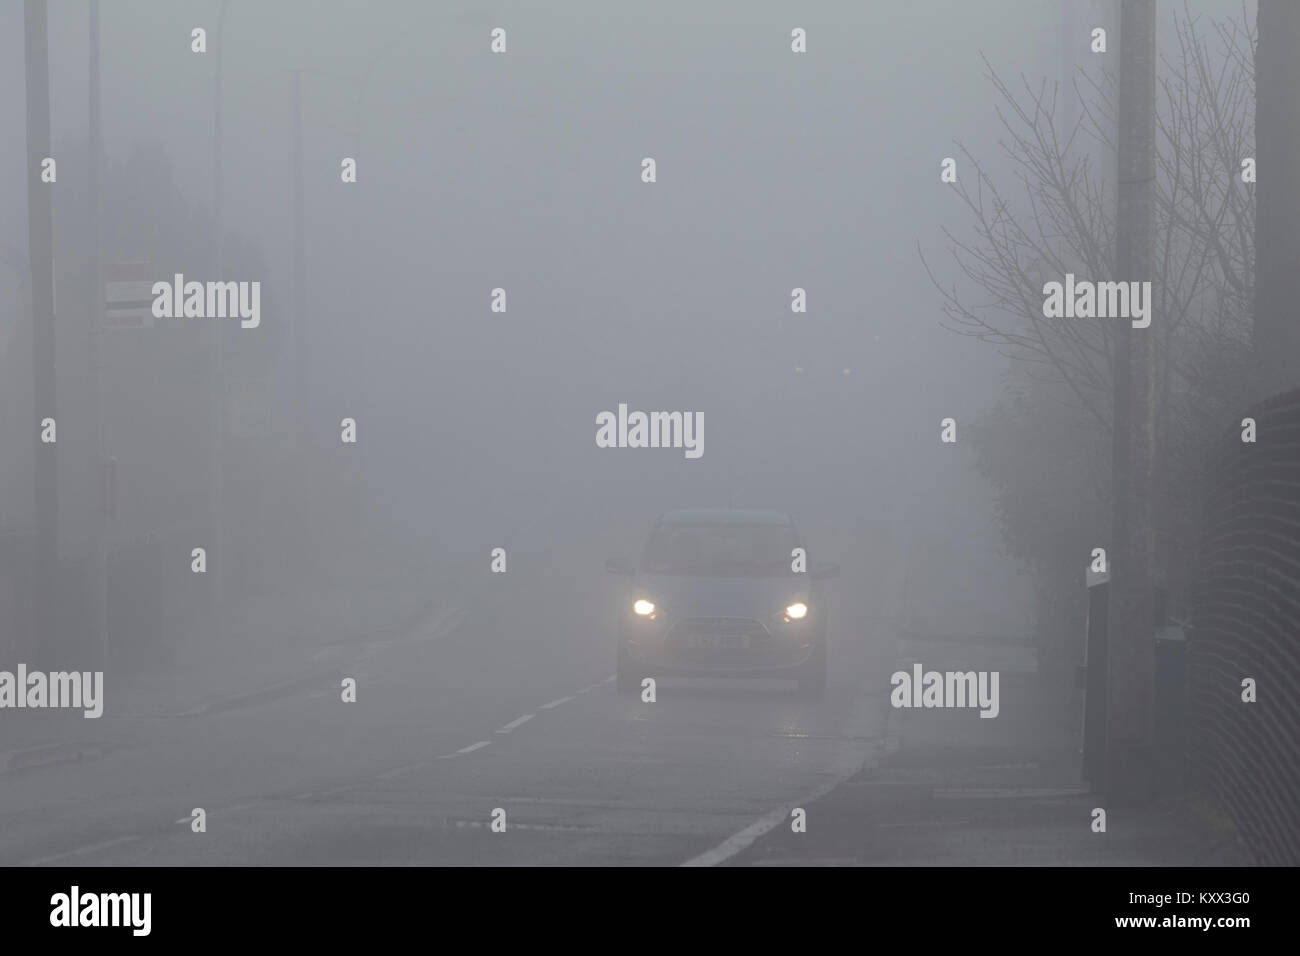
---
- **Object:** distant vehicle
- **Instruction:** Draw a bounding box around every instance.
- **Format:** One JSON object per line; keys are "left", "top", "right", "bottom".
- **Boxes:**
{"left": 605, "top": 509, "right": 838, "bottom": 697}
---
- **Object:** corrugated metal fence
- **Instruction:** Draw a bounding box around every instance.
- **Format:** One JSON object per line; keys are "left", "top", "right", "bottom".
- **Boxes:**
{"left": 1190, "top": 386, "right": 1300, "bottom": 865}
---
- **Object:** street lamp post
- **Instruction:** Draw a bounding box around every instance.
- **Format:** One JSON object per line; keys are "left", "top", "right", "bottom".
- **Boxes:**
{"left": 208, "top": 0, "right": 231, "bottom": 640}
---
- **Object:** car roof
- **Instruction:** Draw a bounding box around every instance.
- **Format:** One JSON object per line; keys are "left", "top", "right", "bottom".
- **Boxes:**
{"left": 657, "top": 508, "right": 793, "bottom": 526}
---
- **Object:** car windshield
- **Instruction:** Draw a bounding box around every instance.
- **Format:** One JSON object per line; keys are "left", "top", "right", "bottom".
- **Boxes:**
{"left": 641, "top": 521, "right": 797, "bottom": 574}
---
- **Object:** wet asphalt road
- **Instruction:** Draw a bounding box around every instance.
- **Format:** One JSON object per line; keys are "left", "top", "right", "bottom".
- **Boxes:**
{"left": 1, "top": 540, "right": 897, "bottom": 867}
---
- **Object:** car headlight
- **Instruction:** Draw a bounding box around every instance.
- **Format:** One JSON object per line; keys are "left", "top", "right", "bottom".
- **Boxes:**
{"left": 633, "top": 599, "right": 656, "bottom": 617}
{"left": 784, "top": 602, "right": 808, "bottom": 621}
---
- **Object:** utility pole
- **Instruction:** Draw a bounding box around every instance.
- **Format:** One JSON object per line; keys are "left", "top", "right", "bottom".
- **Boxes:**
{"left": 87, "top": 0, "right": 108, "bottom": 672}
{"left": 351, "top": 117, "right": 367, "bottom": 490}
{"left": 25, "top": 0, "right": 57, "bottom": 668}
{"left": 1059, "top": 2, "right": 1080, "bottom": 143}
{"left": 1063, "top": 0, "right": 1119, "bottom": 689}
{"left": 352, "top": 52, "right": 390, "bottom": 490}
{"left": 1106, "top": 0, "right": 1156, "bottom": 804}
{"left": 209, "top": 0, "right": 230, "bottom": 640}
{"left": 291, "top": 69, "right": 312, "bottom": 557}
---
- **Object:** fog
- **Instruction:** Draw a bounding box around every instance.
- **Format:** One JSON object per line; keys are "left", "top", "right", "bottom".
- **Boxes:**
{"left": 0, "top": 0, "right": 1262, "bottom": 870}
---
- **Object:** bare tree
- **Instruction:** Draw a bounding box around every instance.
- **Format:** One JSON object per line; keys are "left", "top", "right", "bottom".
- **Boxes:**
{"left": 920, "top": 3, "right": 1255, "bottom": 441}
{"left": 921, "top": 3, "right": 1257, "bottom": 669}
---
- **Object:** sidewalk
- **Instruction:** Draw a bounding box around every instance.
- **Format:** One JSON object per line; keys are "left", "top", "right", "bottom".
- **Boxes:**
{"left": 0, "top": 523, "right": 471, "bottom": 770}
{"left": 730, "top": 640, "right": 1251, "bottom": 866}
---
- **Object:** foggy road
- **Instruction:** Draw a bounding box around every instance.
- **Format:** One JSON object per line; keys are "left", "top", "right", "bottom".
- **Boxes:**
{"left": 0, "top": 539, "right": 895, "bottom": 867}
{"left": 4, "top": 0, "right": 1285, "bottom": 893}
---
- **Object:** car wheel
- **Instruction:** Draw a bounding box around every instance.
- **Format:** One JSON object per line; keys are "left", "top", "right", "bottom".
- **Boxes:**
{"left": 616, "top": 641, "right": 639, "bottom": 695}
{"left": 797, "top": 642, "right": 827, "bottom": 698}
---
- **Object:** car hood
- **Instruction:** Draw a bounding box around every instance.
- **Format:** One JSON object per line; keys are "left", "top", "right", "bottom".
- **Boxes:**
{"left": 634, "top": 572, "right": 808, "bottom": 620}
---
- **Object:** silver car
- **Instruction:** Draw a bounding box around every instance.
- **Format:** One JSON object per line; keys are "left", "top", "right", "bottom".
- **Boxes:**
{"left": 606, "top": 509, "right": 838, "bottom": 696}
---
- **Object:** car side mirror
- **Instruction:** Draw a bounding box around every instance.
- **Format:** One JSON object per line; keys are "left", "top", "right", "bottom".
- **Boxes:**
{"left": 605, "top": 557, "right": 635, "bottom": 575}
{"left": 811, "top": 562, "right": 840, "bottom": 581}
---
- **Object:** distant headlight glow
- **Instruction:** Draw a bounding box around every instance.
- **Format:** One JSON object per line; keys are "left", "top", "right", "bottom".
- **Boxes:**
{"left": 633, "top": 599, "right": 656, "bottom": 617}
{"left": 784, "top": 602, "right": 808, "bottom": 621}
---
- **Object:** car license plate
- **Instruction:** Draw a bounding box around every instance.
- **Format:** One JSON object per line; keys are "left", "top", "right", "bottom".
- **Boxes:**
{"left": 687, "top": 632, "right": 750, "bottom": 650}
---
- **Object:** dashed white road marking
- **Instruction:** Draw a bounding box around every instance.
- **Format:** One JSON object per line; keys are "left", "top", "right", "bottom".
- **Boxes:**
{"left": 26, "top": 835, "right": 139, "bottom": 866}
{"left": 496, "top": 714, "right": 535, "bottom": 734}
{"left": 604, "top": 675, "right": 615, "bottom": 682}
{"left": 539, "top": 696, "right": 572, "bottom": 710}
{"left": 377, "top": 762, "right": 424, "bottom": 780}
{"left": 356, "top": 641, "right": 392, "bottom": 661}
{"left": 439, "top": 740, "right": 491, "bottom": 758}
{"left": 577, "top": 683, "right": 602, "bottom": 694}
{"left": 171, "top": 800, "right": 260, "bottom": 826}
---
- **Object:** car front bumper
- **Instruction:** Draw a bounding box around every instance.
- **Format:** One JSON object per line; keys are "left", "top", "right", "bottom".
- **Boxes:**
{"left": 623, "top": 616, "right": 819, "bottom": 677}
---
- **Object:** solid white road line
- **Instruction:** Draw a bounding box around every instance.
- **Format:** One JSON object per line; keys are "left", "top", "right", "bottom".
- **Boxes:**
{"left": 680, "top": 686, "right": 887, "bottom": 868}
{"left": 679, "top": 774, "right": 850, "bottom": 868}
{"left": 496, "top": 714, "right": 535, "bottom": 734}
